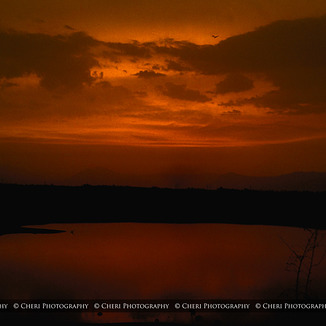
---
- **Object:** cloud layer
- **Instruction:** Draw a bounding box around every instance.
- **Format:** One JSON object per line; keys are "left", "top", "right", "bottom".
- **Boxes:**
{"left": 169, "top": 15, "right": 326, "bottom": 113}
{"left": 0, "top": 31, "right": 99, "bottom": 90}
{"left": 1, "top": 14, "right": 326, "bottom": 149}
{"left": 2, "top": 14, "right": 326, "bottom": 113}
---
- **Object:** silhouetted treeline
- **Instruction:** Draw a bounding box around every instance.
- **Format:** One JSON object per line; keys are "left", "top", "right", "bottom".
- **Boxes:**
{"left": 1, "top": 183, "right": 325, "bottom": 235}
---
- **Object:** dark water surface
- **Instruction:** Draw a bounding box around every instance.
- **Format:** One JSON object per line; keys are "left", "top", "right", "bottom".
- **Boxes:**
{"left": 0, "top": 223, "right": 325, "bottom": 324}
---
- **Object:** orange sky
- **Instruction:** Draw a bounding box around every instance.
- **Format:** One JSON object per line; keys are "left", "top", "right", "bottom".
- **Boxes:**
{"left": 1, "top": 0, "right": 326, "bottom": 183}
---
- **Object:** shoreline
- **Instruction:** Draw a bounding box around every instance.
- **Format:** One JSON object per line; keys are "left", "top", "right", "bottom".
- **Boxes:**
{"left": 1, "top": 183, "right": 325, "bottom": 235}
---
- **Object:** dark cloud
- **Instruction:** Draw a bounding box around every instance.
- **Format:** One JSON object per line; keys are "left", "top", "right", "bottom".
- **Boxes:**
{"left": 125, "top": 16, "right": 326, "bottom": 114}
{"left": 164, "top": 60, "right": 192, "bottom": 72}
{"left": 104, "top": 41, "right": 152, "bottom": 60}
{"left": 160, "top": 82, "right": 211, "bottom": 102}
{"left": 0, "top": 30, "right": 100, "bottom": 90}
{"left": 151, "top": 38, "right": 202, "bottom": 58}
{"left": 64, "top": 25, "right": 76, "bottom": 31}
{"left": 242, "top": 67, "right": 326, "bottom": 113}
{"left": 2, "top": 14, "right": 326, "bottom": 114}
{"left": 165, "top": 15, "right": 326, "bottom": 113}
{"left": 175, "top": 15, "right": 326, "bottom": 75}
{"left": 134, "top": 70, "right": 166, "bottom": 78}
{"left": 215, "top": 73, "right": 254, "bottom": 94}
{"left": 221, "top": 109, "right": 242, "bottom": 116}
{"left": 151, "top": 64, "right": 162, "bottom": 70}
{"left": 220, "top": 86, "right": 326, "bottom": 114}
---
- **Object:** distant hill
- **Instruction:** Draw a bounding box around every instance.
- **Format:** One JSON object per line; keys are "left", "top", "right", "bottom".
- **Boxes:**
{"left": 208, "top": 172, "right": 326, "bottom": 191}
{"left": 2, "top": 164, "right": 326, "bottom": 191}
{"left": 63, "top": 167, "right": 128, "bottom": 186}
{"left": 62, "top": 169, "right": 326, "bottom": 191}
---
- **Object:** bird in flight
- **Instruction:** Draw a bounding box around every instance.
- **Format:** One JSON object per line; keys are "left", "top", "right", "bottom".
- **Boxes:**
{"left": 212, "top": 34, "right": 219, "bottom": 38}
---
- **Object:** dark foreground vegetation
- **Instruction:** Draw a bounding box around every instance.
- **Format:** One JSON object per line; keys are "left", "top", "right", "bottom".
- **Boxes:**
{"left": 1, "top": 183, "right": 325, "bottom": 235}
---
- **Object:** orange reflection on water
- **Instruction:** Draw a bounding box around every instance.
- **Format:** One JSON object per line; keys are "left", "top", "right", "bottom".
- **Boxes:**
{"left": 0, "top": 223, "right": 325, "bottom": 302}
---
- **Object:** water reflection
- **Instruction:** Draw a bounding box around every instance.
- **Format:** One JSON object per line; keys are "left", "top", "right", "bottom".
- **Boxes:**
{"left": 0, "top": 223, "right": 325, "bottom": 302}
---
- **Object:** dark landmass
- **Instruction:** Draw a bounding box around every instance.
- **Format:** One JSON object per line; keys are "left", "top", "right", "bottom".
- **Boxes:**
{"left": 0, "top": 225, "right": 65, "bottom": 236}
{"left": 1, "top": 183, "right": 325, "bottom": 235}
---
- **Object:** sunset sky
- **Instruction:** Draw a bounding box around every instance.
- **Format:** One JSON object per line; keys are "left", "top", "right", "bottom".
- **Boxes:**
{"left": 1, "top": 0, "right": 326, "bottom": 183}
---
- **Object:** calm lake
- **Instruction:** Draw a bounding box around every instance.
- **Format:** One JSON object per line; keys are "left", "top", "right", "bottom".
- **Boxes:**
{"left": 0, "top": 223, "right": 325, "bottom": 323}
